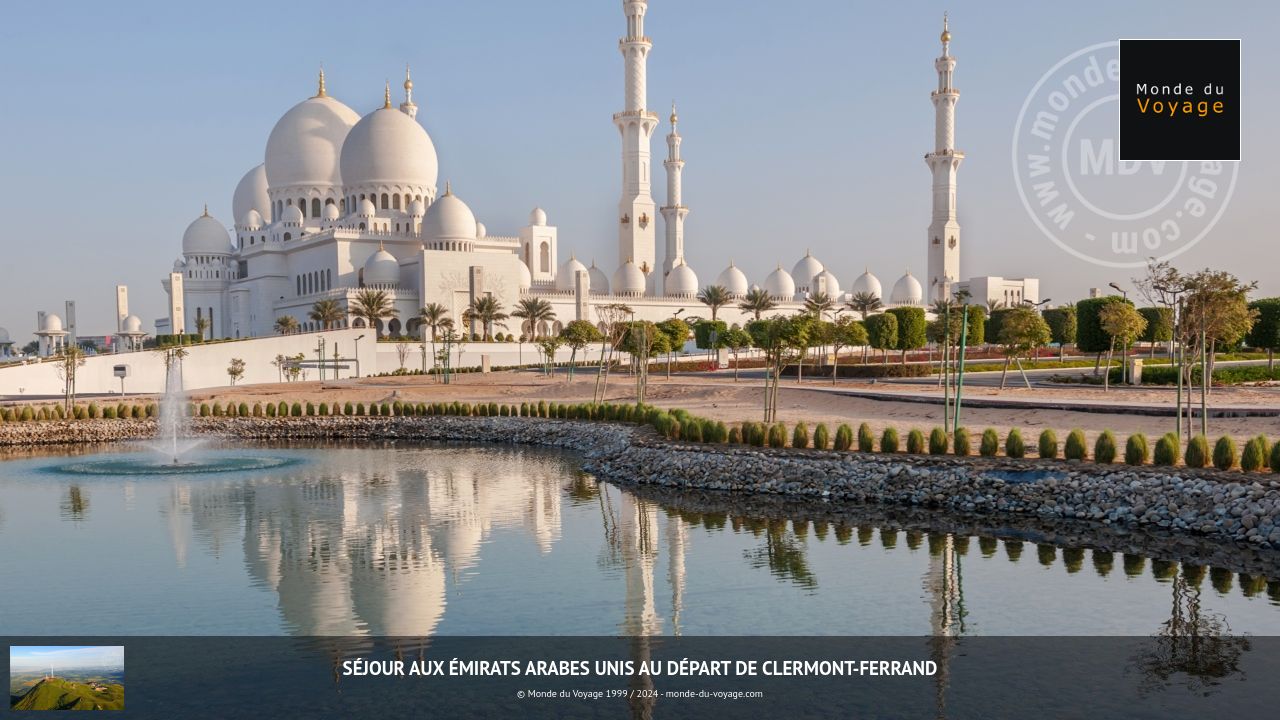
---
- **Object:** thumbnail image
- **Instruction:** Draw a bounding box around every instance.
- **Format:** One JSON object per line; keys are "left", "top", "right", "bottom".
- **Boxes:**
{"left": 9, "top": 647, "right": 124, "bottom": 711}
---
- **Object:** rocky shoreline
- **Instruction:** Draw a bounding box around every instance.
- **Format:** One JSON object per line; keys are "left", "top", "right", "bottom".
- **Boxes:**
{"left": 4, "top": 416, "right": 1279, "bottom": 555}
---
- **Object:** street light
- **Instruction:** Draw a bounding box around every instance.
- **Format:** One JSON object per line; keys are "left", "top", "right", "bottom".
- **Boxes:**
{"left": 1108, "top": 282, "right": 1128, "bottom": 300}
{"left": 1022, "top": 298, "right": 1051, "bottom": 309}
{"left": 354, "top": 334, "right": 366, "bottom": 378}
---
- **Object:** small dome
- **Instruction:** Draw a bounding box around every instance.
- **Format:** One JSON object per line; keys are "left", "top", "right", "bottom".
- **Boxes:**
{"left": 172, "top": 257, "right": 187, "bottom": 270}
{"left": 890, "top": 270, "right": 923, "bottom": 305}
{"left": 339, "top": 105, "right": 438, "bottom": 194}
{"left": 763, "top": 265, "right": 796, "bottom": 300}
{"left": 0, "top": 327, "right": 9, "bottom": 343}
{"left": 814, "top": 269, "right": 841, "bottom": 297}
{"left": 281, "top": 204, "right": 304, "bottom": 225}
{"left": 182, "top": 211, "right": 232, "bottom": 255}
{"left": 322, "top": 202, "right": 340, "bottom": 221}
{"left": 240, "top": 209, "right": 263, "bottom": 229}
{"left": 791, "top": 250, "right": 825, "bottom": 291}
{"left": 557, "top": 256, "right": 588, "bottom": 292}
{"left": 408, "top": 199, "right": 426, "bottom": 217}
{"left": 233, "top": 164, "right": 271, "bottom": 225}
{"left": 588, "top": 262, "right": 610, "bottom": 295}
{"left": 123, "top": 315, "right": 143, "bottom": 333}
{"left": 40, "top": 314, "right": 64, "bottom": 333}
{"left": 715, "top": 262, "right": 749, "bottom": 297}
{"left": 363, "top": 246, "right": 400, "bottom": 286}
{"left": 612, "top": 260, "right": 646, "bottom": 296}
{"left": 264, "top": 94, "right": 360, "bottom": 190}
{"left": 357, "top": 197, "right": 377, "bottom": 217}
{"left": 422, "top": 190, "right": 477, "bottom": 243}
{"left": 530, "top": 207, "right": 547, "bottom": 226}
{"left": 850, "top": 268, "right": 882, "bottom": 299}
{"left": 475, "top": 221, "right": 487, "bottom": 238}
{"left": 516, "top": 258, "right": 533, "bottom": 289}
{"left": 665, "top": 262, "right": 699, "bottom": 298}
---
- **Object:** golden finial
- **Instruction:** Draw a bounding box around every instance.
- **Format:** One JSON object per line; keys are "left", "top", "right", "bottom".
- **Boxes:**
{"left": 670, "top": 100, "right": 678, "bottom": 125}
{"left": 202, "top": 203, "right": 209, "bottom": 217}
{"left": 316, "top": 65, "right": 327, "bottom": 98}
{"left": 383, "top": 81, "right": 391, "bottom": 109}
{"left": 404, "top": 64, "right": 413, "bottom": 92}
{"left": 941, "top": 12, "right": 951, "bottom": 44}
{"left": 444, "top": 180, "right": 452, "bottom": 196}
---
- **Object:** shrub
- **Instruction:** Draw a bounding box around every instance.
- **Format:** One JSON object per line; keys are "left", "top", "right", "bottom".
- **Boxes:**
{"left": 380, "top": 403, "right": 390, "bottom": 416}
{"left": 1005, "top": 429, "right": 1026, "bottom": 458}
{"left": 278, "top": 401, "right": 289, "bottom": 417}
{"left": 1241, "top": 436, "right": 1266, "bottom": 472}
{"left": 749, "top": 422, "right": 766, "bottom": 447}
{"left": 768, "top": 423, "right": 788, "bottom": 449}
{"left": 266, "top": 402, "right": 277, "bottom": 417}
{"left": 880, "top": 427, "right": 899, "bottom": 453}
{"left": 213, "top": 402, "right": 226, "bottom": 417}
{"left": 1185, "top": 435, "right": 1209, "bottom": 468}
{"left": 200, "top": 403, "right": 211, "bottom": 417}
{"left": 226, "top": 403, "right": 238, "bottom": 418}
{"left": 904, "top": 428, "right": 923, "bottom": 454}
{"left": 318, "top": 402, "right": 328, "bottom": 416}
{"left": 686, "top": 422, "right": 703, "bottom": 443}
{"left": 857, "top": 423, "right": 875, "bottom": 453}
{"left": 538, "top": 400, "right": 548, "bottom": 418}
{"left": 1271, "top": 441, "right": 1280, "bottom": 473}
{"left": 148, "top": 403, "right": 159, "bottom": 418}
{"left": 253, "top": 402, "right": 263, "bottom": 417}
{"left": 953, "top": 427, "right": 971, "bottom": 456}
{"left": 1064, "top": 429, "right": 1088, "bottom": 460}
{"left": 979, "top": 428, "right": 999, "bottom": 457}
{"left": 834, "top": 424, "right": 854, "bottom": 451}
{"left": 355, "top": 402, "right": 366, "bottom": 416}
{"left": 1213, "top": 436, "right": 1237, "bottom": 471}
{"left": 928, "top": 428, "right": 948, "bottom": 455}
{"left": 239, "top": 402, "right": 250, "bottom": 417}
{"left": 88, "top": 402, "right": 100, "bottom": 419}
{"left": 792, "top": 423, "right": 809, "bottom": 449}
{"left": 711, "top": 421, "right": 729, "bottom": 443}
{"left": 813, "top": 424, "right": 830, "bottom": 450}
{"left": 1124, "top": 433, "right": 1149, "bottom": 466}
{"left": 1038, "top": 429, "right": 1058, "bottom": 459}
{"left": 488, "top": 402, "right": 499, "bottom": 417}
{"left": 134, "top": 405, "right": 146, "bottom": 419}
{"left": 1094, "top": 431, "right": 1117, "bottom": 464}
{"left": 102, "top": 406, "right": 116, "bottom": 419}
{"left": 728, "top": 426, "right": 742, "bottom": 444}
{"left": 1252, "top": 435, "right": 1271, "bottom": 469}
{"left": 1153, "top": 433, "right": 1179, "bottom": 466}
{"left": 289, "top": 402, "right": 301, "bottom": 417}
{"left": 304, "top": 402, "right": 314, "bottom": 416}
{"left": 345, "top": 401, "right": 355, "bottom": 415}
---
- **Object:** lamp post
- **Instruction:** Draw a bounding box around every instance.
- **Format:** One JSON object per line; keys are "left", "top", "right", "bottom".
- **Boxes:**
{"left": 354, "top": 334, "right": 365, "bottom": 378}
{"left": 1153, "top": 280, "right": 1188, "bottom": 442}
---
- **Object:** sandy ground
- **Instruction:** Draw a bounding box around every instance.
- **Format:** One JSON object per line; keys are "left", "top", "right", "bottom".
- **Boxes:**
{"left": 169, "top": 368, "right": 1280, "bottom": 444}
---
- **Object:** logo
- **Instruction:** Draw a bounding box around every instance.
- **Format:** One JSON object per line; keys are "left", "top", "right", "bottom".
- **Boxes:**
{"left": 1012, "top": 41, "right": 1238, "bottom": 268}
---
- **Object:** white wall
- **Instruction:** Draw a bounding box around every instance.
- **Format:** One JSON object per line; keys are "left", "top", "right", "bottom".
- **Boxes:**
{"left": 373, "top": 340, "right": 601, "bottom": 375}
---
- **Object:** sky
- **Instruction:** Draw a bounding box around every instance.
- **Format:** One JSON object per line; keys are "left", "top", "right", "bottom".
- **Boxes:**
{"left": 0, "top": 0, "right": 1275, "bottom": 340}
{"left": 9, "top": 646, "right": 124, "bottom": 672}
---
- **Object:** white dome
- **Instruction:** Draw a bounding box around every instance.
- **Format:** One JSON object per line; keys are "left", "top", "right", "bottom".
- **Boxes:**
{"left": 182, "top": 212, "right": 231, "bottom": 255}
{"left": 763, "top": 265, "right": 796, "bottom": 300}
{"left": 172, "top": 257, "right": 187, "bottom": 270}
{"left": 264, "top": 95, "right": 360, "bottom": 190}
{"left": 665, "top": 262, "right": 699, "bottom": 298}
{"left": 281, "top": 204, "right": 304, "bottom": 225}
{"left": 408, "top": 199, "right": 426, "bottom": 217}
{"left": 791, "top": 251, "right": 825, "bottom": 291}
{"left": 850, "top": 268, "right": 882, "bottom": 299}
{"left": 530, "top": 207, "right": 547, "bottom": 226}
{"left": 475, "top": 221, "right": 487, "bottom": 238}
{"left": 422, "top": 190, "right": 477, "bottom": 242}
{"left": 715, "top": 262, "right": 749, "bottom": 297}
{"left": 122, "top": 315, "right": 143, "bottom": 333}
{"left": 322, "top": 202, "right": 340, "bottom": 221}
{"left": 890, "top": 271, "right": 923, "bottom": 305}
{"left": 814, "top": 269, "right": 841, "bottom": 297}
{"left": 0, "top": 327, "right": 9, "bottom": 343}
{"left": 612, "top": 260, "right": 646, "bottom": 296}
{"left": 516, "top": 258, "right": 533, "bottom": 290}
{"left": 357, "top": 198, "right": 376, "bottom": 217}
{"left": 588, "top": 262, "right": 610, "bottom": 295}
{"left": 557, "top": 256, "right": 588, "bottom": 291}
{"left": 339, "top": 106, "right": 438, "bottom": 194}
{"left": 40, "top": 314, "right": 64, "bottom": 333}
{"left": 363, "top": 247, "right": 400, "bottom": 286}
{"left": 240, "top": 209, "right": 264, "bottom": 230}
{"left": 233, "top": 164, "right": 271, "bottom": 225}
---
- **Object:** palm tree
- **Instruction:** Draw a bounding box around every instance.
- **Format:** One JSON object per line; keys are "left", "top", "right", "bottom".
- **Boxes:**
{"left": 352, "top": 289, "right": 398, "bottom": 336}
{"left": 846, "top": 291, "right": 882, "bottom": 320}
{"left": 738, "top": 287, "right": 776, "bottom": 320}
{"left": 416, "top": 303, "right": 450, "bottom": 341}
{"left": 463, "top": 295, "right": 509, "bottom": 341}
{"left": 804, "top": 292, "right": 835, "bottom": 321}
{"left": 986, "top": 298, "right": 1005, "bottom": 312}
{"left": 697, "top": 285, "right": 731, "bottom": 322}
{"left": 194, "top": 316, "right": 211, "bottom": 341}
{"left": 512, "top": 297, "right": 556, "bottom": 340}
{"left": 309, "top": 299, "right": 343, "bottom": 330}
{"left": 273, "top": 315, "right": 299, "bottom": 335}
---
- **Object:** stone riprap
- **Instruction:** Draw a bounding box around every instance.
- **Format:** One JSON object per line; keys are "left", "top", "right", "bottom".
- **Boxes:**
{"left": 2, "top": 417, "right": 1278, "bottom": 551}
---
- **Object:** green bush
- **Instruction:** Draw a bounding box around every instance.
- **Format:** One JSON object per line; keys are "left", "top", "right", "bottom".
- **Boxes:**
{"left": 1271, "top": 441, "right": 1280, "bottom": 473}
{"left": 239, "top": 402, "right": 250, "bottom": 417}
{"left": 928, "top": 427, "right": 948, "bottom": 455}
{"left": 686, "top": 422, "right": 703, "bottom": 443}
{"left": 1065, "top": 429, "right": 1088, "bottom": 460}
{"left": 834, "top": 424, "right": 854, "bottom": 451}
{"left": 226, "top": 403, "right": 237, "bottom": 418}
{"left": 213, "top": 402, "right": 225, "bottom": 417}
{"left": 1005, "top": 429, "right": 1025, "bottom": 458}
{"left": 88, "top": 402, "right": 100, "bottom": 419}
{"left": 953, "top": 427, "right": 971, "bottom": 456}
{"left": 1185, "top": 435, "right": 1209, "bottom": 468}
{"left": 712, "top": 421, "right": 729, "bottom": 443}
{"left": 749, "top": 422, "right": 766, "bottom": 447}
{"left": 252, "top": 402, "right": 263, "bottom": 417}
{"left": 345, "top": 401, "right": 355, "bottom": 415}
{"left": 979, "top": 428, "right": 999, "bottom": 457}
{"left": 1124, "top": 433, "right": 1149, "bottom": 466}
{"left": 768, "top": 423, "right": 788, "bottom": 449}
{"left": 289, "top": 402, "right": 301, "bottom": 417}
{"left": 728, "top": 426, "right": 742, "bottom": 444}
{"left": 266, "top": 402, "right": 277, "bottom": 417}
{"left": 1038, "top": 429, "right": 1058, "bottom": 459}
{"left": 791, "top": 422, "right": 809, "bottom": 449}
{"left": 1241, "top": 436, "right": 1267, "bottom": 472}
{"left": 813, "top": 424, "right": 830, "bottom": 450}
{"left": 355, "top": 402, "right": 366, "bottom": 416}
{"left": 102, "top": 406, "right": 116, "bottom": 420}
{"left": 278, "top": 401, "right": 289, "bottom": 417}
{"left": 1094, "top": 431, "right": 1117, "bottom": 464}
{"left": 538, "top": 400, "right": 548, "bottom": 418}
{"left": 319, "top": 402, "right": 330, "bottom": 416}
{"left": 857, "top": 423, "right": 875, "bottom": 453}
{"left": 200, "top": 403, "right": 211, "bottom": 417}
{"left": 1251, "top": 435, "right": 1270, "bottom": 469}
{"left": 880, "top": 427, "right": 899, "bottom": 453}
{"left": 906, "top": 429, "right": 925, "bottom": 454}
{"left": 305, "top": 402, "right": 315, "bottom": 416}
{"left": 1153, "top": 433, "right": 1179, "bottom": 466}
{"left": 1213, "top": 436, "right": 1237, "bottom": 471}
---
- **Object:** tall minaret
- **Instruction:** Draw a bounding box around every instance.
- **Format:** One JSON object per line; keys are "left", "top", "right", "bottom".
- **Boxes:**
{"left": 926, "top": 13, "right": 963, "bottom": 303}
{"left": 615, "top": 0, "right": 659, "bottom": 291}
{"left": 660, "top": 101, "right": 688, "bottom": 291}
{"left": 400, "top": 64, "right": 418, "bottom": 119}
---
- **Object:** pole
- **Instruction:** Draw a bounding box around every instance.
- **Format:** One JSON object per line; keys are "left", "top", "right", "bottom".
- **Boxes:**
{"left": 1200, "top": 306, "right": 1207, "bottom": 437}
{"left": 942, "top": 304, "right": 951, "bottom": 432}
{"left": 1173, "top": 296, "right": 1182, "bottom": 443}
{"left": 954, "top": 306, "right": 969, "bottom": 431}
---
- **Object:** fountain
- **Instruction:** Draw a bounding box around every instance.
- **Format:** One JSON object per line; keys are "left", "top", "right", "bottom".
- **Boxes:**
{"left": 151, "top": 347, "right": 203, "bottom": 465}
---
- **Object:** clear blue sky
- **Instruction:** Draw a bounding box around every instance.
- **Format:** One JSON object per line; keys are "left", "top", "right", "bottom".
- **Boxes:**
{"left": 9, "top": 646, "right": 124, "bottom": 671}
{"left": 0, "top": 0, "right": 1274, "bottom": 340}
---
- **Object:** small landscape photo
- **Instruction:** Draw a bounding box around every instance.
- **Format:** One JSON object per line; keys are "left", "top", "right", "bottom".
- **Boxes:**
{"left": 9, "top": 646, "right": 124, "bottom": 711}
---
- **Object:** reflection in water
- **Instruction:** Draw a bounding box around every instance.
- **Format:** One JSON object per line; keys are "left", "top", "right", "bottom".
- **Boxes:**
{"left": 60, "top": 485, "right": 89, "bottom": 521}
{"left": 1136, "top": 567, "right": 1252, "bottom": 695}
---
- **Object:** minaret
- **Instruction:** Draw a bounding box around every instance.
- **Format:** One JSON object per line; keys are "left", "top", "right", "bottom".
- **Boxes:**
{"left": 926, "top": 13, "right": 963, "bottom": 303}
{"left": 660, "top": 101, "right": 688, "bottom": 291}
{"left": 400, "top": 65, "right": 418, "bottom": 119}
{"left": 614, "top": 0, "right": 659, "bottom": 292}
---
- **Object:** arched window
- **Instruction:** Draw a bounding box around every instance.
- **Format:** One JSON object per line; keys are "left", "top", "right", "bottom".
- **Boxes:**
{"left": 297, "top": 197, "right": 305, "bottom": 213}
{"left": 327, "top": 268, "right": 332, "bottom": 289}
{"left": 392, "top": 194, "right": 401, "bottom": 210}
{"left": 539, "top": 242, "right": 550, "bottom": 273}
{"left": 311, "top": 198, "right": 321, "bottom": 217}
{"left": 358, "top": 223, "right": 366, "bottom": 231}
{"left": 380, "top": 193, "right": 389, "bottom": 209}
{"left": 340, "top": 198, "right": 347, "bottom": 214}
{"left": 286, "top": 198, "right": 292, "bottom": 206}
{"left": 283, "top": 233, "right": 292, "bottom": 242}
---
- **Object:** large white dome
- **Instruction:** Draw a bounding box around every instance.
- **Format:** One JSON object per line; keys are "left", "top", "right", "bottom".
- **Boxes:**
{"left": 791, "top": 251, "right": 825, "bottom": 291}
{"left": 665, "top": 262, "right": 699, "bottom": 298}
{"left": 233, "top": 164, "right": 271, "bottom": 225}
{"left": 516, "top": 258, "right": 533, "bottom": 290}
{"left": 422, "top": 190, "right": 477, "bottom": 242}
{"left": 715, "top": 262, "right": 749, "bottom": 297}
{"left": 850, "top": 268, "right": 882, "bottom": 298}
{"left": 339, "top": 106, "right": 438, "bottom": 195}
{"left": 557, "top": 256, "right": 588, "bottom": 292}
{"left": 814, "top": 269, "right": 841, "bottom": 297}
{"left": 363, "top": 246, "right": 400, "bottom": 286}
{"left": 588, "top": 262, "right": 610, "bottom": 295}
{"left": 890, "top": 271, "right": 923, "bottom": 305}
{"left": 264, "top": 94, "right": 360, "bottom": 191}
{"left": 182, "top": 211, "right": 232, "bottom": 255}
{"left": 763, "top": 265, "right": 796, "bottom": 300}
{"left": 612, "top": 260, "right": 646, "bottom": 296}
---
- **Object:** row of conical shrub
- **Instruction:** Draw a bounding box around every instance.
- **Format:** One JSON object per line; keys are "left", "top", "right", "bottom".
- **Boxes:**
{"left": 0, "top": 402, "right": 160, "bottom": 421}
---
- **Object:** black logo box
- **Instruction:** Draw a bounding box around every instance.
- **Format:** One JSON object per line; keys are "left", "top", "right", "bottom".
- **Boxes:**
{"left": 1119, "top": 39, "right": 1240, "bottom": 161}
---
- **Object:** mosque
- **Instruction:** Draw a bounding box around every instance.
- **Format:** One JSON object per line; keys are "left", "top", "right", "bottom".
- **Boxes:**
{"left": 155, "top": 4, "right": 1037, "bottom": 343}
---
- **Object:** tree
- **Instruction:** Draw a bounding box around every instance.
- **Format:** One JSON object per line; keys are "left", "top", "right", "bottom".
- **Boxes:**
{"left": 273, "top": 315, "right": 299, "bottom": 335}
{"left": 416, "top": 303, "right": 451, "bottom": 341}
{"left": 309, "top": 299, "right": 343, "bottom": 330}
{"left": 1247, "top": 298, "right": 1280, "bottom": 371}
{"left": 738, "top": 287, "right": 776, "bottom": 320}
{"left": 559, "top": 320, "right": 603, "bottom": 381}
{"left": 693, "top": 319, "right": 728, "bottom": 351}
{"left": 829, "top": 316, "right": 868, "bottom": 384}
{"left": 535, "top": 336, "right": 562, "bottom": 377}
{"left": 1099, "top": 302, "right": 1148, "bottom": 391}
{"left": 986, "top": 298, "right": 1005, "bottom": 312}
{"left": 1181, "top": 269, "right": 1257, "bottom": 400}
{"left": 352, "top": 288, "right": 398, "bottom": 336}
{"left": 804, "top": 292, "right": 835, "bottom": 321}
{"left": 1138, "top": 306, "right": 1174, "bottom": 358}
{"left": 864, "top": 313, "right": 898, "bottom": 364}
{"left": 887, "top": 307, "right": 927, "bottom": 364}
{"left": 846, "top": 291, "right": 882, "bottom": 320}
{"left": 592, "top": 303, "right": 633, "bottom": 403}
{"left": 1042, "top": 304, "right": 1077, "bottom": 360}
{"left": 986, "top": 307, "right": 1017, "bottom": 350}
{"left": 747, "top": 316, "right": 809, "bottom": 422}
{"left": 512, "top": 297, "right": 555, "bottom": 340}
{"left": 997, "top": 307, "right": 1052, "bottom": 389}
{"left": 54, "top": 345, "right": 86, "bottom": 413}
{"left": 226, "top": 357, "right": 245, "bottom": 386}
{"left": 963, "top": 304, "right": 986, "bottom": 346}
{"left": 395, "top": 342, "right": 411, "bottom": 370}
{"left": 194, "top": 316, "right": 211, "bottom": 342}
{"left": 697, "top": 285, "right": 731, "bottom": 322}
{"left": 656, "top": 317, "right": 690, "bottom": 379}
{"left": 1076, "top": 296, "right": 1130, "bottom": 369}
{"left": 720, "top": 326, "right": 753, "bottom": 381}
{"left": 463, "top": 295, "right": 508, "bottom": 341}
